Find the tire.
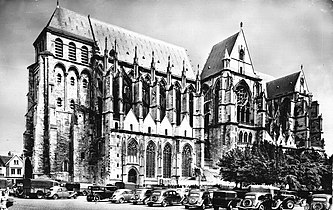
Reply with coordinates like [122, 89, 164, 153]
[162, 200, 168, 207]
[258, 204, 265, 210]
[119, 198, 125, 204]
[285, 200, 295, 209]
[36, 191, 44, 199]
[53, 194, 59, 200]
[94, 195, 101, 202]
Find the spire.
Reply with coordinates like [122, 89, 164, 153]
[56, 0, 59, 8]
[167, 56, 171, 85]
[240, 22, 243, 30]
[151, 51, 155, 69]
[134, 46, 138, 65]
[151, 51, 156, 82]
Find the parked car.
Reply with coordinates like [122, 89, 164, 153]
[275, 190, 297, 209]
[109, 189, 135, 203]
[46, 186, 77, 199]
[130, 188, 153, 205]
[86, 185, 118, 202]
[212, 190, 239, 210]
[184, 189, 212, 209]
[238, 192, 267, 210]
[308, 194, 333, 210]
[146, 189, 182, 207]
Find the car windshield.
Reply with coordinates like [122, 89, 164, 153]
[313, 197, 327, 202]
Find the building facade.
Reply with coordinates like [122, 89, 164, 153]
[0, 154, 24, 182]
[23, 6, 324, 185]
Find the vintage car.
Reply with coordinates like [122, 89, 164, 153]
[238, 192, 269, 210]
[45, 186, 77, 199]
[308, 194, 333, 210]
[146, 189, 182, 207]
[184, 189, 212, 209]
[86, 185, 118, 202]
[109, 189, 134, 203]
[130, 188, 153, 205]
[212, 190, 239, 210]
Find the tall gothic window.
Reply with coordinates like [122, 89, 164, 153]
[146, 142, 156, 178]
[81, 46, 88, 64]
[142, 78, 150, 119]
[239, 131, 243, 143]
[163, 143, 172, 178]
[236, 84, 252, 124]
[249, 133, 252, 144]
[182, 144, 192, 177]
[189, 90, 194, 127]
[175, 83, 181, 125]
[160, 81, 166, 121]
[113, 75, 120, 120]
[244, 132, 248, 143]
[214, 80, 220, 124]
[123, 73, 132, 115]
[127, 139, 138, 163]
[55, 38, 63, 57]
[68, 42, 76, 61]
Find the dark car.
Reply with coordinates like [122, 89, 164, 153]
[212, 190, 239, 210]
[307, 194, 333, 210]
[86, 185, 118, 202]
[146, 189, 182, 207]
[184, 189, 212, 209]
[130, 188, 153, 205]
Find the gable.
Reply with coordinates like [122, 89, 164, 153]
[143, 113, 156, 134]
[123, 109, 139, 131]
[159, 116, 173, 135]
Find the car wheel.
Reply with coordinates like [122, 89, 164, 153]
[258, 204, 265, 210]
[119, 198, 125, 204]
[53, 194, 59, 200]
[94, 195, 100, 202]
[36, 191, 44, 199]
[82, 191, 87, 196]
[162, 200, 168, 207]
[286, 200, 295, 209]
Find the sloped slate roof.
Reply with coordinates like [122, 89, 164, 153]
[201, 32, 239, 80]
[266, 71, 301, 99]
[46, 6, 195, 80]
[0, 156, 11, 166]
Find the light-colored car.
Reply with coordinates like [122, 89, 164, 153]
[109, 189, 134, 203]
[46, 186, 77, 199]
[130, 188, 153, 205]
[309, 194, 333, 210]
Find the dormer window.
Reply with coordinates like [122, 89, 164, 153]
[55, 38, 63, 57]
[68, 42, 76, 61]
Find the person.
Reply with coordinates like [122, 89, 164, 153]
[306, 192, 313, 210]
[264, 194, 274, 210]
[0, 191, 8, 210]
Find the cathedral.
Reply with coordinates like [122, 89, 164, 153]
[23, 5, 324, 186]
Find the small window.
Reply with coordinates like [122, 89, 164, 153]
[17, 169, 21, 175]
[130, 124, 133, 131]
[184, 130, 187, 137]
[239, 48, 245, 60]
[68, 42, 76, 61]
[57, 98, 62, 107]
[70, 77, 75, 86]
[11, 169, 15, 175]
[82, 79, 88, 88]
[57, 73, 62, 84]
[14, 160, 19, 165]
[165, 129, 168, 135]
[148, 127, 151, 134]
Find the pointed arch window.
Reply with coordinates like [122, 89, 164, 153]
[236, 85, 252, 124]
[244, 132, 248, 143]
[127, 139, 138, 163]
[214, 80, 220, 124]
[249, 133, 252, 144]
[142, 78, 150, 119]
[175, 84, 181, 125]
[160, 81, 166, 121]
[239, 131, 243, 143]
[68, 42, 76, 61]
[189, 90, 194, 127]
[55, 38, 63, 57]
[113, 75, 120, 120]
[123, 73, 132, 115]
[182, 144, 192, 177]
[81, 46, 88, 64]
[239, 48, 245, 61]
[163, 143, 172, 178]
[146, 142, 156, 178]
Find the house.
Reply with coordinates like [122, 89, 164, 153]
[0, 153, 24, 182]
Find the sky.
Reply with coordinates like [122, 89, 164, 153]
[0, 0, 333, 156]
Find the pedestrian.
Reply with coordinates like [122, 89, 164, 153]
[0, 191, 8, 210]
[264, 194, 274, 210]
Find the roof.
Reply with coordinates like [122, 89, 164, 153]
[266, 71, 301, 99]
[45, 6, 195, 80]
[0, 156, 12, 166]
[201, 32, 239, 80]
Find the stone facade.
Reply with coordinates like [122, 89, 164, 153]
[23, 6, 324, 184]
